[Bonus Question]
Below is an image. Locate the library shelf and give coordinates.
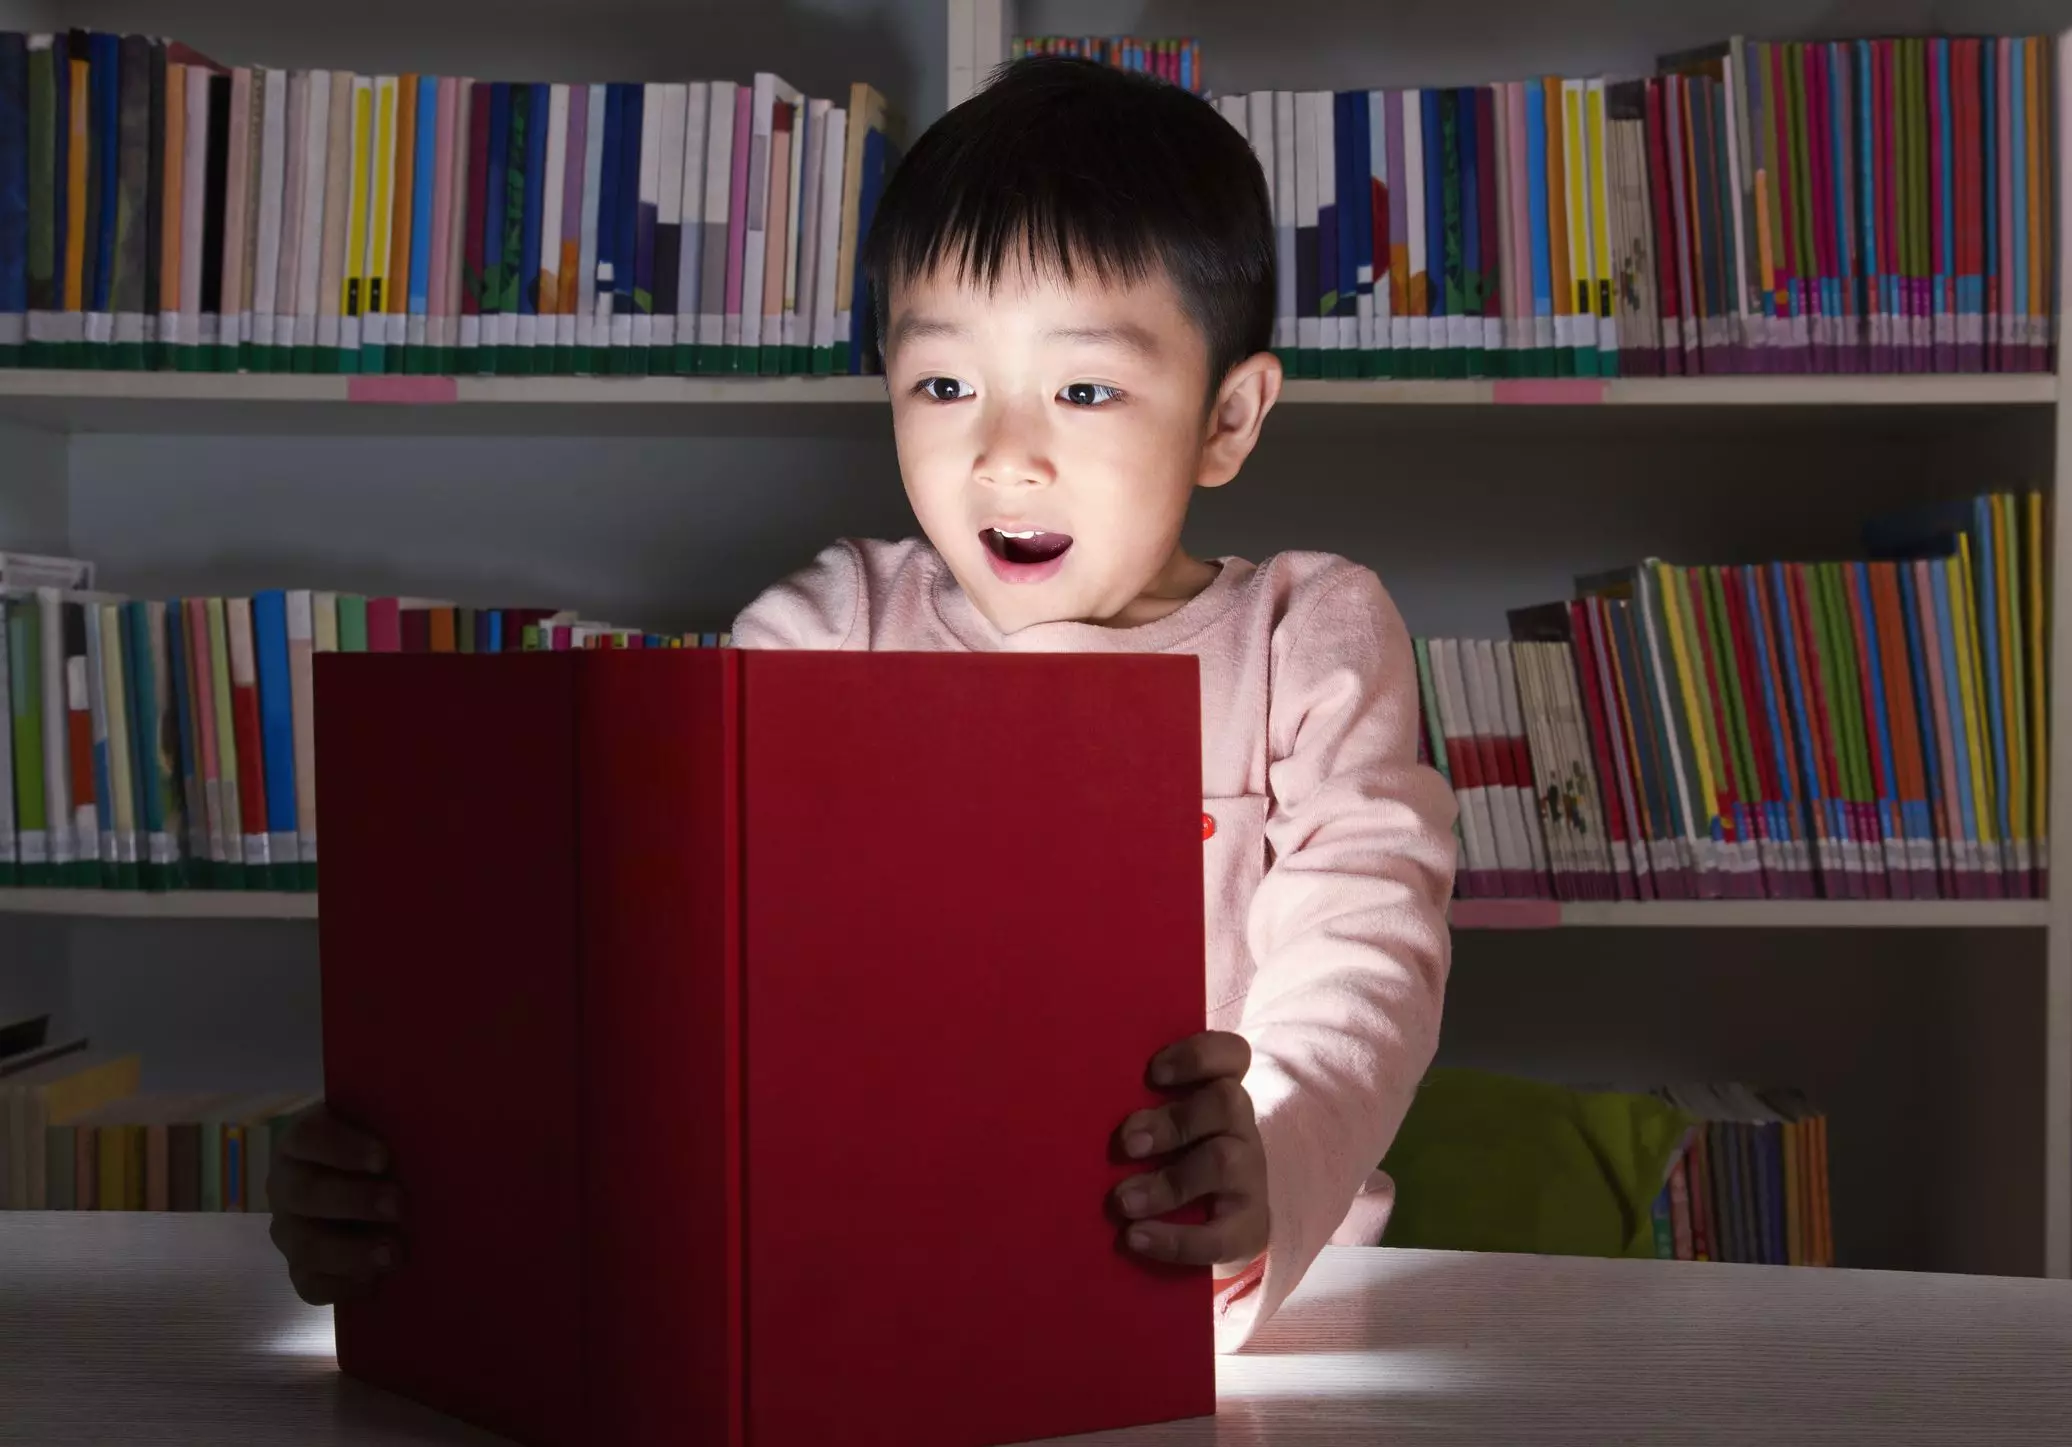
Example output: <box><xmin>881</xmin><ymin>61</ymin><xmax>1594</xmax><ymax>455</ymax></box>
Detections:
<box><xmin>0</xmin><ymin>891</ymin><xmax>2043</xmax><ymax>930</ymax></box>
<box><xmin>1448</xmin><ymin>899</ymin><xmax>2052</xmax><ymax>930</ymax></box>
<box><xmin>0</xmin><ymin>371</ymin><xmax>2052</xmax><ymax>437</ymax></box>
<box><xmin>0</xmin><ymin>889</ymin><xmax>317</xmax><ymax>921</ymax></box>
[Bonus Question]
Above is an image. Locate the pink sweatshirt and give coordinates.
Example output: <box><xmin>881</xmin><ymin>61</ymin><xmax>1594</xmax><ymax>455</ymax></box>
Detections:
<box><xmin>732</xmin><ymin>538</ymin><xmax>1458</xmax><ymax>1351</ymax></box>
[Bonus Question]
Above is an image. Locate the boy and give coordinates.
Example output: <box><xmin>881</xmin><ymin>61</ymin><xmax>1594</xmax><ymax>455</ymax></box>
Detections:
<box><xmin>271</xmin><ymin>56</ymin><xmax>1457</xmax><ymax>1353</ymax></box>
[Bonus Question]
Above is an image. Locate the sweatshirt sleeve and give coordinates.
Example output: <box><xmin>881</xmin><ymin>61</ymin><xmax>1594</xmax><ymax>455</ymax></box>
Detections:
<box><xmin>1214</xmin><ymin>566</ymin><xmax>1459</xmax><ymax>1352</ymax></box>
<box><xmin>729</xmin><ymin>540</ymin><xmax>866</xmax><ymax>650</ymax></box>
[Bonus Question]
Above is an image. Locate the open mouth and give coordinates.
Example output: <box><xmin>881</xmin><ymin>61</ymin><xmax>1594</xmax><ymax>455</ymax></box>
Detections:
<box><xmin>981</xmin><ymin>528</ymin><xmax>1074</xmax><ymax>566</ymax></box>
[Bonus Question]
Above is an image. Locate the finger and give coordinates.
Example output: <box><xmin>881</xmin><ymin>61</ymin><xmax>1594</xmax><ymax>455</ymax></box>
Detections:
<box><xmin>269</xmin><ymin>1213</ymin><xmax>401</xmax><ymax>1282</ymax></box>
<box><xmin>1124</xmin><ymin>1208</ymin><xmax>1266</xmax><ymax>1269</ymax></box>
<box><xmin>1149</xmin><ymin>1031</ymin><xmax>1251</xmax><ymax>1089</ymax></box>
<box><xmin>276</xmin><ymin>1107</ymin><xmax>390</xmax><ymax>1175</ymax></box>
<box><xmin>289</xmin><ymin>1267</ymin><xmax>379</xmax><ymax>1306</ymax></box>
<box><xmin>269</xmin><ymin>1159</ymin><xmax>404</xmax><ymax>1224</ymax></box>
<box><xmin>1119</xmin><ymin>1075</ymin><xmax>1256</xmax><ymax>1159</ymax></box>
<box><xmin>1114</xmin><ymin>1134</ymin><xmax>1258</xmax><ymax>1221</ymax></box>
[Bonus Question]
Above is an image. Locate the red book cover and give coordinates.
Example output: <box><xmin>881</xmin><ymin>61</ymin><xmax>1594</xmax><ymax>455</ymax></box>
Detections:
<box><xmin>366</xmin><ymin>598</ymin><xmax>402</xmax><ymax>653</ymax></box>
<box><xmin>317</xmin><ymin>650</ymin><xmax>1215</xmax><ymax>1447</ymax></box>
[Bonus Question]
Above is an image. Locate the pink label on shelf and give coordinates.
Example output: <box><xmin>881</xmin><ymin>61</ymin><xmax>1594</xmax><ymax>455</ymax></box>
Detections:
<box><xmin>1492</xmin><ymin>379</ymin><xmax>1607</xmax><ymax>405</ymax></box>
<box><xmin>1448</xmin><ymin>899</ymin><xmax>1562</xmax><ymax>930</ymax></box>
<box><xmin>347</xmin><ymin>376</ymin><xmax>459</xmax><ymax>404</ymax></box>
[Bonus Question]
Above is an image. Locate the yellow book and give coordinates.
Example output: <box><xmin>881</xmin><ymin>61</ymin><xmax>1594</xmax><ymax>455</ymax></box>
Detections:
<box><xmin>1654</xmin><ymin>563</ymin><xmax>1725</xmax><ymax>865</ymax></box>
<box><xmin>98</xmin><ymin>1124</ymin><xmax>127</xmax><ymax>1209</ymax></box>
<box><xmin>1585</xmin><ymin>79</ymin><xmax>1614</xmax><ymax>365</ymax></box>
<box><xmin>1562</xmin><ymin>80</ymin><xmax>1590</xmax><ymax>360</ymax></box>
<box><xmin>1994</xmin><ymin>495</ymin><xmax>2028</xmax><ymax>875</ymax></box>
<box><xmin>2027</xmin><ymin>491</ymin><xmax>2048</xmax><ymax>878</ymax></box>
<box><xmin>65</xmin><ymin>58</ymin><xmax>88</xmax><ymax>316</ymax></box>
<box><xmin>367</xmin><ymin>76</ymin><xmax>399</xmax><ymax>333</ymax></box>
<box><xmin>342</xmin><ymin>76</ymin><xmax>373</xmax><ymax>355</ymax></box>
<box><xmin>3</xmin><ymin>1051</ymin><xmax>142</xmax><ymax>1208</ymax></box>
<box><xmin>1948</xmin><ymin>547</ymin><xmax>1998</xmax><ymax>878</ymax></box>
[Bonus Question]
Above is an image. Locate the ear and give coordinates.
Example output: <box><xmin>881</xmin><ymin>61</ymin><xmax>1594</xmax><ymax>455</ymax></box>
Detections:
<box><xmin>1196</xmin><ymin>351</ymin><xmax>1282</xmax><ymax>490</ymax></box>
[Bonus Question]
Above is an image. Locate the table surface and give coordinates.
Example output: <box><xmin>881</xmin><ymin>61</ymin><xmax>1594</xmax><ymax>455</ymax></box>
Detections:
<box><xmin>4</xmin><ymin>1215</ymin><xmax>2072</xmax><ymax>1445</ymax></box>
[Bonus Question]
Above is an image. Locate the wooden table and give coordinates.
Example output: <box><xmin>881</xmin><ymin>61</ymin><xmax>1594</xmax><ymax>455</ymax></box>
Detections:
<box><xmin>4</xmin><ymin>1214</ymin><xmax>2071</xmax><ymax>1444</ymax></box>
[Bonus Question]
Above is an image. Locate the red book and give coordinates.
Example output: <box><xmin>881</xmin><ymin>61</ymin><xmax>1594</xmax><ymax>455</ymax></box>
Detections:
<box><xmin>316</xmin><ymin>650</ymin><xmax>1215</xmax><ymax>1447</ymax></box>
<box><xmin>225</xmin><ymin>600</ymin><xmax>270</xmax><ymax>869</ymax></box>
<box><xmin>365</xmin><ymin>598</ymin><xmax>402</xmax><ymax>653</ymax></box>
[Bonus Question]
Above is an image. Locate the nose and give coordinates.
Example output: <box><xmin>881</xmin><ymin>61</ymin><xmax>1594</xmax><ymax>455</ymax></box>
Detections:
<box><xmin>972</xmin><ymin>394</ymin><xmax>1055</xmax><ymax>490</ymax></box>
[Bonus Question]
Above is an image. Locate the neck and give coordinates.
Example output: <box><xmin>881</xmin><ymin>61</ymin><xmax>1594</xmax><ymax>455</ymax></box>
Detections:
<box><xmin>1099</xmin><ymin>549</ymin><xmax>1221</xmax><ymax>629</ymax></box>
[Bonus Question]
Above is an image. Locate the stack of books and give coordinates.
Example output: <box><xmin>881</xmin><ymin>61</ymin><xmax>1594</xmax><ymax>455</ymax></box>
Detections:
<box><xmin>1010</xmin><ymin>35</ymin><xmax>1203</xmax><ymax>94</ymax></box>
<box><xmin>31</xmin><ymin>1086</ymin><xmax>315</xmax><ymax>1212</ymax></box>
<box><xmin>0</xmin><ymin>557</ymin><xmax>730</xmax><ymax>894</ymax></box>
<box><xmin>1211</xmin><ymin>34</ymin><xmax>2057</xmax><ymax>378</ymax></box>
<box><xmin>1649</xmin><ymin>1084</ymin><xmax>1833</xmax><ymax>1266</ymax></box>
<box><xmin>1416</xmin><ymin>491</ymin><xmax>2049</xmax><ymax>901</ymax></box>
<box><xmin>0</xmin><ymin>31</ymin><xmax>901</xmax><ymax>376</ymax></box>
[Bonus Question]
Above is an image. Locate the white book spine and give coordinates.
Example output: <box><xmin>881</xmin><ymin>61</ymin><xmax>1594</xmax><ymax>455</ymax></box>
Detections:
<box><xmin>1294</xmin><ymin>92</ymin><xmax>1319</xmax><ymax>355</ymax></box>
<box><xmin>1272</xmin><ymin>92</ymin><xmax>1295</xmax><ymax>353</ymax></box>
<box><xmin>578</xmin><ymin>83</ymin><xmax>605</xmax><ymax>352</ymax></box>
<box><xmin>82</xmin><ymin>610</ymin><xmax>112</xmax><ymax>866</ymax></box>
<box><xmin>678</xmin><ymin>82</ymin><xmax>710</xmax><ymax>347</ymax></box>
<box><xmin>633</xmin><ymin>83</ymin><xmax>662</xmax><ymax>352</ymax></box>
<box><xmin>701</xmin><ymin>81</ymin><xmax>735</xmax><ymax>350</ymax></box>
<box><xmin>782</xmin><ymin>94</ymin><xmax>813</xmax><ymax>354</ymax></box>
<box><xmin>277</xmin><ymin>71</ymin><xmax>309</xmax><ymax>350</ymax></box>
<box><xmin>36</xmin><ymin>590</ymin><xmax>70</xmax><ymax>866</ymax></box>
<box><xmin>740</xmin><ymin>74</ymin><xmax>790</xmax><ymax>355</ymax></box>
<box><xmin>653</xmin><ymin>82</ymin><xmax>687</xmax><ymax>351</ymax></box>
<box><xmin>254</xmin><ymin>68</ymin><xmax>288</xmax><ymax>353</ymax></box>
<box><xmin>811</xmin><ymin>106</ymin><xmax>845</xmax><ymax>356</ymax></box>
<box><xmin>540</xmin><ymin>83</ymin><xmax>569</xmax><ymax>347</ymax></box>
<box><xmin>791</xmin><ymin>98</ymin><xmax>828</xmax><ymax>358</ymax></box>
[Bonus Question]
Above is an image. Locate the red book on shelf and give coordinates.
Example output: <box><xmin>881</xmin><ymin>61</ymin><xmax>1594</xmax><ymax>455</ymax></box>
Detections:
<box><xmin>316</xmin><ymin>649</ymin><xmax>1216</xmax><ymax>1447</ymax></box>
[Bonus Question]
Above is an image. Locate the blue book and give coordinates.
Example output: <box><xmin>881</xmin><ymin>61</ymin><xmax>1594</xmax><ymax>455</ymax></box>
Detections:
<box><xmin>250</xmin><ymin>590</ymin><xmax>300</xmax><ymax>890</ymax></box>
<box><xmin>1933</xmin><ymin>40</ymin><xmax>1954</xmax><ymax>370</ymax></box>
<box><xmin>1526</xmin><ymin>81</ymin><xmax>1552</xmax><ymax>376</ymax></box>
<box><xmin>848</xmin><ymin>125</ymin><xmax>890</xmax><ymax>374</ymax></box>
<box><xmin>123</xmin><ymin>602</ymin><xmax>166</xmax><ymax>890</ymax></box>
<box><xmin>596</xmin><ymin>82</ymin><xmax>621</xmax><ymax>371</ymax></box>
<box><xmin>482</xmin><ymin>82</ymin><xmax>509</xmax><ymax>375</ymax></box>
<box><xmin>1894</xmin><ymin>563</ymin><xmax>1950</xmax><ymax>894</ymax></box>
<box><xmin>486</xmin><ymin>611</ymin><xmax>504</xmax><ymax>654</ymax></box>
<box><xmin>1740</xmin><ymin>568</ymin><xmax>1804</xmax><ymax>895</ymax></box>
<box><xmin>1457</xmin><ymin>87</ymin><xmax>1480</xmax><ymax>377</ymax></box>
<box><xmin>0</xmin><ymin>33</ymin><xmax>25</xmax><ymax>365</ymax></box>
<box><xmin>615</xmin><ymin>82</ymin><xmax>642</xmax><ymax>375</ymax></box>
<box><xmin>164</xmin><ymin>598</ymin><xmax>204</xmax><ymax>887</ymax></box>
<box><xmin>1768</xmin><ymin>563</ymin><xmax>1839</xmax><ymax>896</ymax></box>
<box><xmin>1848</xmin><ymin>563</ymin><xmax>1907</xmax><ymax>897</ymax></box>
<box><xmin>518</xmin><ymin>80</ymin><xmax>547</xmax><ymax>376</ymax></box>
<box><xmin>1972</xmin><ymin>497</ymin><xmax>2012</xmax><ymax>883</ymax></box>
<box><xmin>1420</xmin><ymin>88</ymin><xmax>1444</xmax><ymax>375</ymax></box>
<box><xmin>1348</xmin><ymin>91</ymin><xmax>1374</xmax><ymax>376</ymax></box>
<box><xmin>407</xmin><ymin>73</ymin><xmax>437</xmax><ymax>373</ymax></box>
<box><xmin>1972</xmin><ymin>47</ymin><xmax>1989</xmax><ymax>369</ymax></box>
<box><xmin>1927</xmin><ymin>560</ymin><xmax>1984</xmax><ymax>893</ymax></box>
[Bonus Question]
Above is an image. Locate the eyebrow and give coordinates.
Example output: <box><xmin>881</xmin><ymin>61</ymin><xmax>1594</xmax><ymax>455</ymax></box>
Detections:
<box><xmin>886</xmin><ymin>316</ymin><xmax>1163</xmax><ymax>358</ymax></box>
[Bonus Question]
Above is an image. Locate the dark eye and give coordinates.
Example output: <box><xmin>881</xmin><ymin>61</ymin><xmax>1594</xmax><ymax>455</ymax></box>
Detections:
<box><xmin>1059</xmin><ymin>382</ymin><xmax>1121</xmax><ymax>407</ymax></box>
<box><xmin>917</xmin><ymin>376</ymin><xmax>972</xmax><ymax>402</ymax></box>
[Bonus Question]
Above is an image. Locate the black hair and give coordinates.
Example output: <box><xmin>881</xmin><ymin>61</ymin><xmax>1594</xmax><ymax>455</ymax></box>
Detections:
<box><xmin>861</xmin><ymin>55</ymin><xmax>1275</xmax><ymax>388</ymax></box>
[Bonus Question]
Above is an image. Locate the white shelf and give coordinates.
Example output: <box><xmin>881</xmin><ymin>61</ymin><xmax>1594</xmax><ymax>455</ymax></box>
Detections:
<box><xmin>0</xmin><ymin>889</ymin><xmax>316</xmax><ymax>921</ymax></box>
<box><xmin>0</xmin><ymin>889</ymin><xmax>2042</xmax><ymax>930</ymax></box>
<box><xmin>0</xmin><ymin>370</ymin><xmax>2050</xmax><ymax>437</ymax></box>
<box><xmin>1451</xmin><ymin>899</ymin><xmax>2052</xmax><ymax>930</ymax></box>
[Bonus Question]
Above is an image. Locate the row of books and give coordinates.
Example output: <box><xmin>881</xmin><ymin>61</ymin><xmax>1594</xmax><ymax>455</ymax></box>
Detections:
<box><xmin>1009</xmin><ymin>36</ymin><xmax>1203</xmax><ymax>95</ymax></box>
<box><xmin>1648</xmin><ymin>1084</ymin><xmax>1833</xmax><ymax>1266</ymax></box>
<box><xmin>1414</xmin><ymin>492</ymin><xmax>2049</xmax><ymax>902</ymax></box>
<box><xmin>0</xmin><ymin>1025</ymin><xmax>303</xmax><ymax>1212</ymax></box>
<box><xmin>1212</xmin><ymin>34</ymin><xmax>2057</xmax><ymax>379</ymax></box>
<box><xmin>0</xmin><ymin>31</ymin><xmax>903</xmax><ymax>377</ymax></box>
<box><xmin>0</xmin><ymin>565</ymin><xmax>732</xmax><ymax>893</ymax></box>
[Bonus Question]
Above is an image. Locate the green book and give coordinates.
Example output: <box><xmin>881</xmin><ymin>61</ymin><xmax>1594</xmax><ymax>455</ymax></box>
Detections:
<box><xmin>23</xmin><ymin>38</ymin><xmax>57</xmax><ymax>369</ymax></box>
<box><xmin>9</xmin><ymin>599</ymin><xmax>51</xmax><ymax>885</ymax></box>
<box><xmin>337</xmin><ymin>595</ymin><xmax>369</xmax><ymax>654</ymax></box>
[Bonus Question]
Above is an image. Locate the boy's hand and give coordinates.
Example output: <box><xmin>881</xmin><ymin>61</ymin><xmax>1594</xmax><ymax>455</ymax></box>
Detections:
<box><xmin>1111</xmin><ymin>1030</ymin><xmax>1269</xmax><ymax>1273</ymax></box>
<box><xmin>267</xmin><ymin>1104</ymin><xmax>405</xmax><ymax>1306</ymax></box>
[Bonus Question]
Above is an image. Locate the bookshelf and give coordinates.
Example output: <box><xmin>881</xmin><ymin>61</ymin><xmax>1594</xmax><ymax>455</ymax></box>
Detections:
<box><xmin>0</xmin><ymin>0</ymin><xmax>2061</xmax><ymax>1292</ymax></box>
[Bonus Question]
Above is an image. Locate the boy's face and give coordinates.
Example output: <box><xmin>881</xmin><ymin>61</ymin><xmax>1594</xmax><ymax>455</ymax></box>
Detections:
<box><xmin>882</xmin><ymin>259</ymin><xmax>1275</xmax><ymax>633</ymax></box>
